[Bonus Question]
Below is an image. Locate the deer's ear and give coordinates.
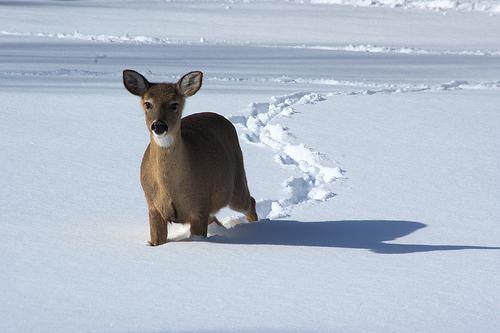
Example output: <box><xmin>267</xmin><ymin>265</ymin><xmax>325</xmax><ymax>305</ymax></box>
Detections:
<box><xmin>123</xmin><ymin>70</ymin><xmax>150</xmax><ymax>96</ymax></box>
<box><xmin>178</xmin><ymin>71</ymin><xmax>203</xmax><ymax>97</ymax></box>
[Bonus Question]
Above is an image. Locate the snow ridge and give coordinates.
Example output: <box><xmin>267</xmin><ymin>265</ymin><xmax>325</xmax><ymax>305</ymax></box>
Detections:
<box><xmin>309</xmin><ymin>0</ymin><xmax>500</xmax><ymax>14</ymax></box>
<box><xmin>230</xmin><ymin>92</ymin><xmax>344</xmax><ymax>219</ymax></box>
<box><xmin>343</xmin><ymin>79</ymin><xmax>500</xmax><ymax>95</ymax></box>
<box><xmin>286</xmin><ymin>44</ymin><xmax>500</xmax><ymax>57</ymax></box>
<box><xmin>2</xmin><ymin>30</ymin><xmax>499</xmax><ymax>57</ymax></box>
<box><xmin>0</xmin><ymin>30</ymin><xmax>181</xmax><ymax>45</ymax></box>
<box><xmin>2</xmin><ymin>68</ymin><xmax>498</xmax><ymax>92</ymax></box>
<box><xmin>0</xmin><ymin>68</ymin><xmax>112</xmax><ymax>77</ymax></box>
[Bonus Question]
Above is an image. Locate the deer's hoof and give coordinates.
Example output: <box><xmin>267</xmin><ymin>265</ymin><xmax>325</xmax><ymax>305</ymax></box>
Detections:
<box><xmin>148</xmin><ymin>240</ymin><xmax>167</xmax><ymax>246</ymax></box>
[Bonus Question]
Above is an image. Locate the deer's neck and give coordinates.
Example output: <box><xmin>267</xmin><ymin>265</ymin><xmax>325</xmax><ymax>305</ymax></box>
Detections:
<box><xmin>150</xmin><ymin>131</ymin><xmax>184</xmax><ymax>164</ymax></box>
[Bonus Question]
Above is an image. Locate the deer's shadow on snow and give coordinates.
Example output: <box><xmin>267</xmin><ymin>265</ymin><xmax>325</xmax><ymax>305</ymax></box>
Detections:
<box><xmin>208</xmin><ymin>219</ymin><xmax>500</xmax><ymax>254</ymax></box>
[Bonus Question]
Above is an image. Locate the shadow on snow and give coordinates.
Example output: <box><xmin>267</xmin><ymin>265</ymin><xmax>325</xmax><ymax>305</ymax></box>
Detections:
<box><xmin>208</xmin><ymin>219</ymin><xmax>500</xmax><ymax>254</ymax></box>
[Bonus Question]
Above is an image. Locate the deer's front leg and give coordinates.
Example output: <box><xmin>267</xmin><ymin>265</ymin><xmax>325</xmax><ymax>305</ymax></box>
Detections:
<box><xmin>148</xmin><ymin>208</ymin><xmax>168</xmax><ymax>246</ymax></box>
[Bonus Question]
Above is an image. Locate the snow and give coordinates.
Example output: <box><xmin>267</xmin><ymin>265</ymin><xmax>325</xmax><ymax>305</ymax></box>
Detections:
<box><xmin>1</xmin><ymin>1</ymin><xmax>500</xmax><ymax>332</ymax></box>
<box><xmin>310</xmin><ymin>0</ymin><xmax>500</xmax><ymax>14</ymax></box>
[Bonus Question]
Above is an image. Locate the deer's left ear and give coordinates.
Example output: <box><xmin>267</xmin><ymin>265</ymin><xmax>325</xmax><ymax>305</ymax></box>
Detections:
<box><xmin>178</xmin><ymin>71</ymin><xmax>203</xmax><ymax>97</ymax></box>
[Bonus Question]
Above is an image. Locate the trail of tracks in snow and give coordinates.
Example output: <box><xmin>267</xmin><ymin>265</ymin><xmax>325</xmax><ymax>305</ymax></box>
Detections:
<box><xmin>229</xmin><ymin>92</ymin><xmax>344</xmax><ymax>220</ymax></box>
<box><xmin>2</xmin><ymin>30</ymin><xmax>500</xmax><ymax>57</ymax></box>
<box><xmin>219</xmin><ymin>78</ymin><xmax>500</xmax><ymax>227</ymax></box>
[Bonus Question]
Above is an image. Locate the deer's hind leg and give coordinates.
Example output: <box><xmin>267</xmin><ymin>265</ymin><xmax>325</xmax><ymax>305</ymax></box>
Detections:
<box><xmin>189</xmin><ymin>211</ymin><xmax>209</xmax><ymax>238</ymax></box>
<box><xmin>230</xmin><ymin>192</ymin><xmax>258</xmax><ymax>222</ymax></box>
<box><xmin>245</xmin><ymin>196</ymin><xmax>258</xmax><ymax>222</ymax></box>
<box><xmin>229</xmin><ymin>156</ymin><xmax>258</xmax><ymax>222</ymax></box>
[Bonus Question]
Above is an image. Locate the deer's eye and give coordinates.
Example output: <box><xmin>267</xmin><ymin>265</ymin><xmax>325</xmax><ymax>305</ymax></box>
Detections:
<box><xmin>143</xmin><ymin>101</ymin><xmax>153</xmax><ymax>110</ymax></box>
<box><xmin>170</xmin><ymin>102</ymin><xmax>179</xmax><ymax>112</ymax></box>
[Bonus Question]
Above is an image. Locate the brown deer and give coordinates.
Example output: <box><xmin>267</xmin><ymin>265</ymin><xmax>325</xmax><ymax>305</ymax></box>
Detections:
<box><xmin>123</xmin><ymin>70</ymin><xmax>258</xmax><ymax>246</ymax></box>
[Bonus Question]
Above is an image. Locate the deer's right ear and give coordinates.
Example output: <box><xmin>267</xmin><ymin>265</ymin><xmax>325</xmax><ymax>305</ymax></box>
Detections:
<box><xmin>123</xmin><ymin>70</ymin><xmax>150</xmax><ymax>96</ymax></box>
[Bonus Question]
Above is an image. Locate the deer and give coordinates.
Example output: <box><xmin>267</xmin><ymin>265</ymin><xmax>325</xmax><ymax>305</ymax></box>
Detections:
<box><xmin>123</xmin><ymin>69</ymin><xmax>258</xmax><ymax>246</ymax></box>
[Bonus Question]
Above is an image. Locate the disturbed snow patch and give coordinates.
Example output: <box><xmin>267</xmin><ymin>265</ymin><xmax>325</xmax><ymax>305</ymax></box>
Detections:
<box><xmin>224</xmin><ymin>79</ymin><xmax>500</xmax><ymax>222</ymax></box>
<box><xmin>230</xmin><ymin>92</ymin><xmax>344</xmax><ymax>219</ymax></box>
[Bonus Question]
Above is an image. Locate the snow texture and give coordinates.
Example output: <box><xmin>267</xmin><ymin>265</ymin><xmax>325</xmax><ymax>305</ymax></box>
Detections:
<box><xmin>1</xmin><ymin>1</ymin><xmax>500</xmax><ymax>333</ymax></box>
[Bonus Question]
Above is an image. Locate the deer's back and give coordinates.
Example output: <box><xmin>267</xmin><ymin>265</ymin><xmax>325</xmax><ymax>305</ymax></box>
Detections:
<box><xmin>181</xmin><ymin>111</ymin><xmax>244</xmax><ymax>179</ymax></box>
<box><xmin>181</xmin><ymin>112</ymin><xmax>241</xmax><ymax>154</ymax></box>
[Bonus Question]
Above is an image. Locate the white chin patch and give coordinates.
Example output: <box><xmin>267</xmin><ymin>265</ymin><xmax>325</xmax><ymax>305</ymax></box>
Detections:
<box><xmin>153</xmin><ymin>133</ymin><xmax>174</xmax><ymax>148</ymax></box>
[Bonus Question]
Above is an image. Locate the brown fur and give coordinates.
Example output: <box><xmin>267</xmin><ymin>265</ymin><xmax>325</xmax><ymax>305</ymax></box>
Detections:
<box><xmin>123</xmin><ymin>70</ymin><xmax>258</xmax><ymax>246</ymax></box>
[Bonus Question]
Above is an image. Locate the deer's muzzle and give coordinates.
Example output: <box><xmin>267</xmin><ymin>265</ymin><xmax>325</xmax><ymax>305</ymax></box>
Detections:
<box><xmin>151</xmin><ymin>120</ymin><xmax>168</xmax><ymax>135</ymax></box>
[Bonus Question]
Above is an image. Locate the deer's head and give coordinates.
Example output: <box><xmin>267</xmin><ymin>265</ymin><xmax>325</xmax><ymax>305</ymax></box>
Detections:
<box><xmin>123</xmin><ymin>70</ymin><xmax>203</xmax><ymax>148</ymax></box>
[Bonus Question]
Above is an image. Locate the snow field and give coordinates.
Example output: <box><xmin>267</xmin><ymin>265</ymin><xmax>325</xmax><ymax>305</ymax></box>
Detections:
<box><xmin>1</xmin><ymin>1</ymin><xmax>500</xmax><ymax>332</ymax></box>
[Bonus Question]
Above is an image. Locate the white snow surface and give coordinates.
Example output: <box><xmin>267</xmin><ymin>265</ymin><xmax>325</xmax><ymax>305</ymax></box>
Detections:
<box><xmin>1</xmin><ymin>1</ymin><xmax>500</xmax><ymax>332</ymax></box>
<box><xmin>311</xmin><ymin>0</ymin><xmax>500</xmax><ymax>14</ymax></box>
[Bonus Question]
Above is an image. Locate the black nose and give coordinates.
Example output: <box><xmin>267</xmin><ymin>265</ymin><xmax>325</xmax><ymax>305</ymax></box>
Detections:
<box><xmin>151</xmin><ymin>121</ymin><xmax>168</xmax><ymax>135</ymax></box>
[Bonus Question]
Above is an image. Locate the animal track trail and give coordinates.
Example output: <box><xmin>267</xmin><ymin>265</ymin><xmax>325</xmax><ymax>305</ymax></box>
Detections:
<box><xmin>224</xmin><ymin>78</ymin><xmax>500</xmax><ymax>224</ymax></box>
<box><xmin>229</xmin><ymin>92</ymin><xmax>344</xmax><ymax>220</ymax></box>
